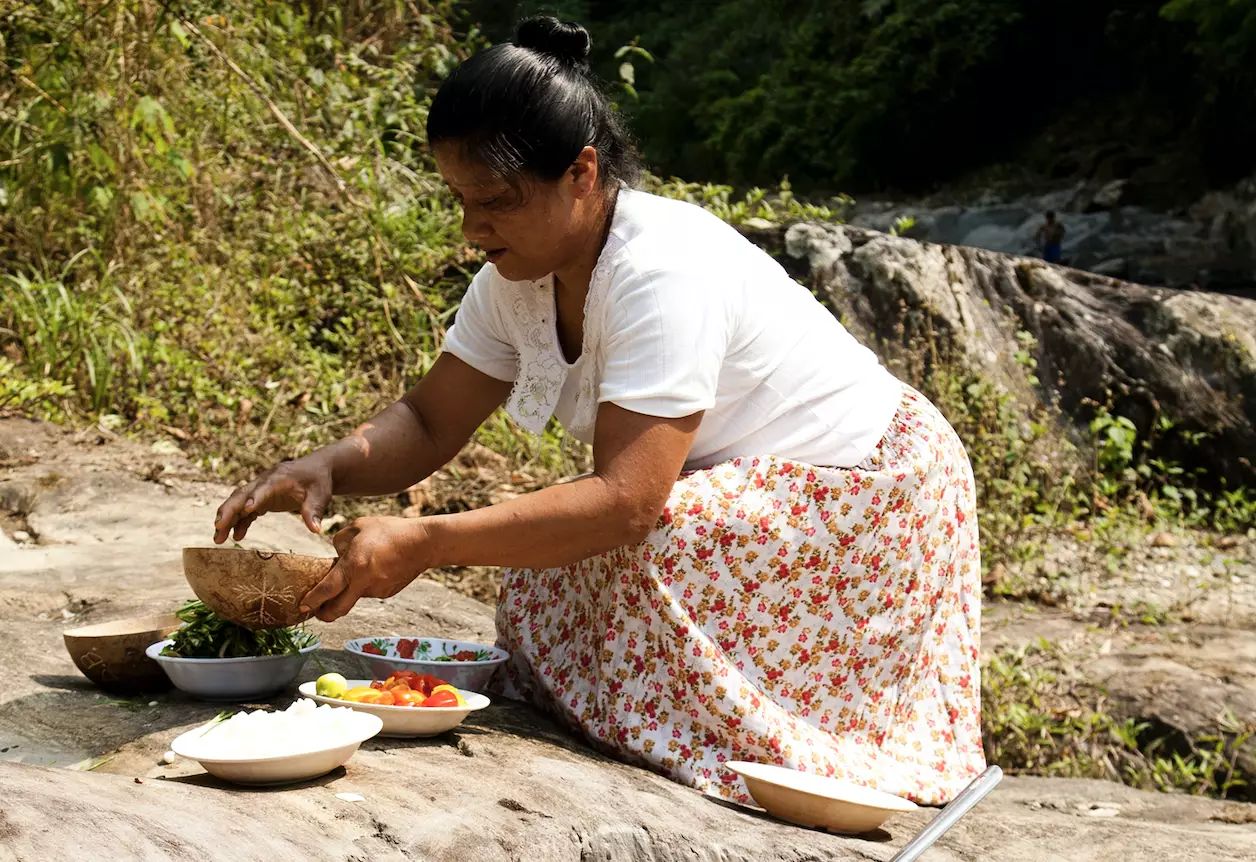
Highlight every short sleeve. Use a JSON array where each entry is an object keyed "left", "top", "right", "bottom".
[
  {"left": 443, "top": 265, "right": 517, "bottom": 383},
  {"left": 597, "top": 266, "right": 726, "bottom": 418}
]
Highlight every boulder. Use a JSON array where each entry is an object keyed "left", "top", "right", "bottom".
[
  {"left": 748, "top": 222, "right": 1256, "bottom": 487},
  {"left": 3, "top": 736, "right": 1256, "bottom": 861},
  {"left": 4, "top": 408, "right": 1256, "bottom": 861},
  {"left": 1090, "top": 179, "right": 1130, "bottom": 211},
  {"left": 845, "top": 180, "right": 1256, "bottom": 298}
]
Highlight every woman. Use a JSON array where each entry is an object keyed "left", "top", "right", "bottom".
[{"left": 213, "top": 17, "right": 985, "bottom": 806}]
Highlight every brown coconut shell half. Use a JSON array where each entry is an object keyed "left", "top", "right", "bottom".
[
  {"left": 63, "top": 614, "right": 182, "bottom": 693},
  {"left": 182, "top": 547, "right": 335, "bottom": 630}
]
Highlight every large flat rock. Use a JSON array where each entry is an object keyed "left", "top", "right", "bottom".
[
  {"left": 2, "top": 418, "right": 1255, "bottom": 860},
  {"left": 3, "top": 753, "right": 1254, "bottom": 861}
]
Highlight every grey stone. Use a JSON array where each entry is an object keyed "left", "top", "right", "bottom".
[
  {"left": 756, "top": 222, "right": 1256, "bottom": 487},
  {"left": 3, "top": 398, "right": 1256, "bottom": 860},
  {"left": 1091, "top": 179, "right": 1129, "bottom": 210}
]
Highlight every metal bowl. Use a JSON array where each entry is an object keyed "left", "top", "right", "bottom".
[{"left": 145, "top": 639, "right": 320, "bottom": 702}]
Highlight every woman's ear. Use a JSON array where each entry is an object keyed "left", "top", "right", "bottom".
[{"left": 568, "top": 146, "right": 601, "bottom": 200}]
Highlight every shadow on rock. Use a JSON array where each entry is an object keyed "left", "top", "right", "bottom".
[
  {"left": 159, "top": 765, "right": 347, "bottom": 791},
  {"left": 701, "top": 794, "right": 896, "bottom": 843},
  {"left": 1, "top": 686, "right": 247, "bottom": 768}
]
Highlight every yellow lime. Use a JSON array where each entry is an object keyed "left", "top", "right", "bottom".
[{"left": 315, "top": 672, "right": 349, "bottom": 698}]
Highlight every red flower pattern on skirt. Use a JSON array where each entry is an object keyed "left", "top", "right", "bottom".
[{"left": 493, "top": 385, "right": 985, "bottom": 805}]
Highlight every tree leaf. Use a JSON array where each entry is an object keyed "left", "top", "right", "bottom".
[
  {"left": 168, "top": 151, "right": 194, "bottom": 179},
  {"left": 129, "top": 191, "right": 151, "bottom": 221},
  {"left": 85, "top": 142, "right": 118, "bottom": 173}
]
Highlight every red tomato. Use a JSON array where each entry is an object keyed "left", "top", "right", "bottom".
[
  {"left": 414, "top": 674, "right": 447, "bottom": 696},
  {"left": 429, "top": 684, "right": 466, "bottom": 706},
  {"left": 370, "top": 680, "right": 385, "bottom": 691},
  {"left": 389, "top": 670, "right": 422, "bottom": 688},
  {"left": 392, "top": 690, "right": 426, "bottom": 708},
  {"left": 424, "top": 689, "right": 459, "bottom": 708}
]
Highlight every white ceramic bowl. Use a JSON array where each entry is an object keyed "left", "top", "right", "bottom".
[
  {"left": 298, "top": 679, "right": 490, "bottom": 737},
  {"left": 170, "top": 710, "right": 382, "bottom": 786},
  {"left": 146, "top": 639, "right": 320, "bottom": 702},
  {"left": 343, "top": 637, "right": 508, "bottom": 692},
  {"left": 726, "top": 761, "right": 917, "bottom": 834}
]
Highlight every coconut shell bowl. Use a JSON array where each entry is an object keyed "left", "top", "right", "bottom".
[
  {"left": 182, "top": 547, "right": 335, "bottom": 630},
  {"left": 63, "top": 614, "right": 182, "bottom": 693}
]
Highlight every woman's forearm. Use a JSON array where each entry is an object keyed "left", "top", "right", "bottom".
[
  {"left": 316, "top": 355, "right": 511, "bottom": 499},
  {"left": 423, "top": 475, "right": 652, "bottom": 570},
  {"left": 315, "top": 401, "right": 452, "bottom": 498}
]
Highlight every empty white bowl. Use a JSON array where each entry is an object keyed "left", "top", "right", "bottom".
[
  {"left": 342, "top": 637, "right": 508, "bottom": 692},
  {"left": 170, "top": 710, "right": 382, "bottom": 786},
  {"left": 726, "top": 761, "right": 917, "bottom": 834},
  {"left": 298, "top": 679, "right": 489, "bottom": 737},
  {"left": 146, "top": 639, "right": 320, "bottom": 702}
]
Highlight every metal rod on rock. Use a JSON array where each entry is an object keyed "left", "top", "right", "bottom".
[{"left": 888, "top": 765, "right": 1003, "bottom": 862}]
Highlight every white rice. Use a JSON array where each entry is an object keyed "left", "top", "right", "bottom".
[{"left": 187, "top": 698, "right": 371, "bottom": 760}]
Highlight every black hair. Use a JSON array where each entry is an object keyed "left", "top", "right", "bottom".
[
  {"left": 426, "top": 16, "right": 640, "bottom": 190},
  {"left": 1045, "top": 209, "right": 1057, "bottom": 219}
]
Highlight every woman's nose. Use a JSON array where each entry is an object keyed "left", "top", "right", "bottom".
[{"left": 461, "top": 207, "right": 491, "bottom": 244}]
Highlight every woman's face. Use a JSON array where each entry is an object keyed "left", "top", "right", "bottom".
[{"left": 435, "top": 142, "right": 599, "bottom": 283}]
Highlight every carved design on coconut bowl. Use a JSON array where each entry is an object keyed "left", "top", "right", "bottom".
[{"left": 182, "top": 547, "right": 335, "bottom": 630}]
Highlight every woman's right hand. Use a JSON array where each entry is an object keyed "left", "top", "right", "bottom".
[{"left": 213, "top": 457, "right": 334, "bottom": 544}]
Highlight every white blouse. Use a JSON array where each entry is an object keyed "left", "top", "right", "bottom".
[{"left": 443, "top": 189, "right": 902, "bottom": 471}]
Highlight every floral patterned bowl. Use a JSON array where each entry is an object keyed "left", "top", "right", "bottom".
[{"left": 342, "top": 637, "right": 508, "bottom": 693}]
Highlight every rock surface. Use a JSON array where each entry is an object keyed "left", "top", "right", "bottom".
[
  {"left": 3, "top": 420, "right": 1256, "bottom": 861},
  {"left": 846, "top": 176, "right": 1256, "bottom": 297},
  {"left": 749, "top": 222, "right": 1256, "bottom": 487}
]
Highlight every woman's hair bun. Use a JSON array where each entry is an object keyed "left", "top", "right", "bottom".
[{"left": 515, "top": 16, "right": 591, "bottom": 66}]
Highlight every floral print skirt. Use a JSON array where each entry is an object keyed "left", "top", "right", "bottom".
[{"left": 493, "top": 384, "right": 985, "bottom": 805}]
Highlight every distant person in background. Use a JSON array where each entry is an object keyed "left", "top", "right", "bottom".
[{"left": 1035, "top": 210, "right": 1065, "bottom": 263}]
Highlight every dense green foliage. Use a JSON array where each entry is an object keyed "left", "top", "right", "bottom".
[
  {"left": 1, "top": 1, "right": 477, "bottom": 472},
  {"left": 467, "top": 0, "right": 1256, "bottom": 197},
  {"left": 0, "top": 1, "right": 843, "bottom": 476}
]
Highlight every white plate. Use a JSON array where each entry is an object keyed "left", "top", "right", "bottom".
[
  {"left": 725, "top": 761, "right": 917, "bottom": 834},
  {"left": 170, "top": 710, "right": 382, "bottom": 786},
  {"left": 298, "top": 680, "right": 490, "bottom": 738}
]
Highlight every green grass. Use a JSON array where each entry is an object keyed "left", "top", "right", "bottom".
[
  {"left": 982, "top": 640, "right": 1255, "bottom": 800},
  {"left": 893, "top": 323, "right": 1256, "bottom": 588},
  {"left": 1, "top": 2, "right": 479, "bottom": 476},
  {"left": 0, "top": 3, "right": 834, "bottom": 482}
]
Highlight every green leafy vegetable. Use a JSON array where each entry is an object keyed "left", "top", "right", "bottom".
[
  {"left": 161, "top": 600, "right": 316, "bottom": 659},
  {"left": 199, "top": 710, "right": 236, "bottom": 736}
]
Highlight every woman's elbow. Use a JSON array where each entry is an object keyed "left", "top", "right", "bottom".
[
  {"left": 613, "top": 490, "right": 665, "bottom": 548},
  {"left": 622, "top": 510, "right": 657, "bottom": 547}
]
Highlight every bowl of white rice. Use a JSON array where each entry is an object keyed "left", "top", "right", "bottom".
[{"left": 170, "top": 698, "right": 382, "bottom": 785}]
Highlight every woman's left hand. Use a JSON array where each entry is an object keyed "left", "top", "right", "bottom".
[{"left": 300, "top": 517, "right": 431, "bottom": 622}]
